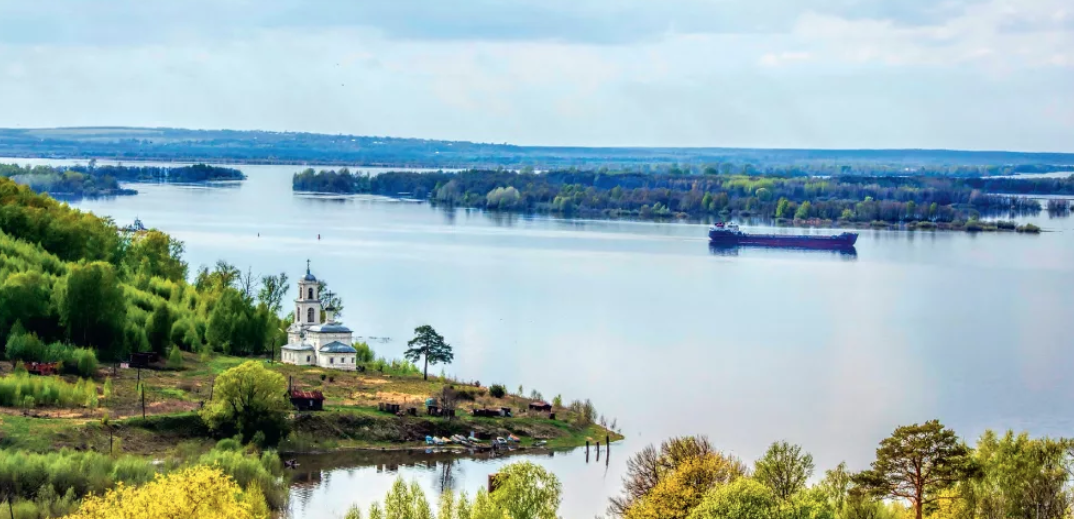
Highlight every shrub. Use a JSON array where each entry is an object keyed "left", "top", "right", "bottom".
[
  {"left": 167, "top": 345, "right": 183, "bottom": 370},
  {"left": 996, "top": 220, "right": 1016, "bottom": 230},
  {"left": 0, "top": 374, "right": 97, "bottom": 408},
  {"left": 489, "top": 384, "right": 506, "bottom": 399},
  {"left": 67, "top": 347, "right": 98, "bottom": 378},
  {"left": 66, "top": 466, "right": 268, "bottom": 519},
  {"left": 1017, "top": 223, "right": 1041, "bottom": 233}
]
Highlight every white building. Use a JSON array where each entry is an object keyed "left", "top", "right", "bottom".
[{"left": 280, "top": 262, "right": 358, "bottom": 370}]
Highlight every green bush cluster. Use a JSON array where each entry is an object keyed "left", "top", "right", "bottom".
[
  {"left": 4, "top": 327, "right": 98, "bottom": 378},
  {"left": 0, "top": 373, "right": 98, "bottom": 408}
]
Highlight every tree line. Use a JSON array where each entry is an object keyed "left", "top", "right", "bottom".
[
  {"left": 293, "top": 168, "right": 1071, "bottom": 223},
  {"left": 611, "top": 420, "right": 1073, "bottom": 519},
  {"left": 0, "top": 177, "right": 285, "bottom": 369}
]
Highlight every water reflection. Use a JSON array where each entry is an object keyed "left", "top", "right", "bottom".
[{"left": 708, "top": 243, "right": 858, "bottom": 259}]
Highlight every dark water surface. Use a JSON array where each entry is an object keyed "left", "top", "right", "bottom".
[{"left": 12, "top": 158, "right": 1069, "bottom": 518}]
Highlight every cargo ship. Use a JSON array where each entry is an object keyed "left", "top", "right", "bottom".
[{"left": 708, "top": 222, "right": 858, "bottom": 249}]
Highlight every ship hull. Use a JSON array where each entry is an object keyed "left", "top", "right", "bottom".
[{"left": 709, "top": 231, "right": 858, "bottom": 249}]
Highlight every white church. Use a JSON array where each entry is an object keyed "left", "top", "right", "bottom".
[{"left": 281, "top": 262, "right": 358, "bottom": 370}]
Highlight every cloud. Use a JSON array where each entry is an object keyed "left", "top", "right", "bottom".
[
  {"left": 0, "top": 1, "right": 1071, "bottom": 150},
  {"left": 782, "top": 0, "right": 1074, "bottom": 70}
]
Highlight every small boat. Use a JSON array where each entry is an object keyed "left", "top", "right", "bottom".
[
  {"left": 284, "top": 459, "right": 299, "bottom": 469},
  {"left": 452, "top": 434, "right": 467, "bottom": 443},
  {"left": 508, "top": 435, "right": 520, "bottom": 443},
  {"left": 425, "top": 436, "right": 434, "bottom": 445},
  {"left": 534, "top": 440, "right": 547, "bottom": 447},
  {"left": 434, "top": 437, "right": 446, "bottom": 445},
  {"left": 495, "top": 437, "right": 507, "bottom": 445}
]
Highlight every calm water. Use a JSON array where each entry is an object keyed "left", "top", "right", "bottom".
[{"left": 9, "top": 158, "right": 1073, "bottom": 518}]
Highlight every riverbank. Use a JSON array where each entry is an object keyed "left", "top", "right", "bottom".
[{"left": 0, "top": 353, "right": 621, "bottom": 457}]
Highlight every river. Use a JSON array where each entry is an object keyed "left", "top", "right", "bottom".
[{"left": 7, "top": 158, "right": 1073, "bottom": 518}]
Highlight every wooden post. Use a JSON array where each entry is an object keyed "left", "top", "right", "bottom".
[
  {"left": 141, "top": 386, "right": 146, "bottom": 420},
  {"left": 586, "top": 440, "right": 590, "bottom": 463},
  {"left": 209, "top": 376, "right": 215, "bottom": 402}
]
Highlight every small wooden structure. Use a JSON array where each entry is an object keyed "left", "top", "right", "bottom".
[
  {"left": 426, "top": 405, "right": 456, "bottom": 417},
  {"left": 129, "top": 352, "right": 159, "bottom": 369},
  {"left": 528, "top": 401, "right": 552, "bottom": 413},
  {"left": 289, "top": 389, "right": 324, "bottom": 411},
  {"left": 472, "top": 407, "right": 512, "bottom": 418},
  {"left": 24, "top": 362, "right": 59, "bottom": 376},
  {"left": 378, "top": 402, "right": 401, "bottom": 414}
]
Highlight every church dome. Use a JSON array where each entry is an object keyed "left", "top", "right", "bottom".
[
  {"left": 309, "top": 323, "right": 352, "bottom": 333},
  {"left": 302, "top": 272, "right": 317, "bottom": 282}
]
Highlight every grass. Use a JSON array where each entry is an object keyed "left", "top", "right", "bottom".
[{"left": 0, "top": 352, "right": 621, "bottom": 456}]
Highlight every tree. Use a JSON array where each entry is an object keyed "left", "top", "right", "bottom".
[
  {"left": 794, "top": 201, "right": 812, "bottom": 220},
  {"left": 199, "top": 360, "right": 290, "bottom": 444},
  {"left": 490, "top": 461, "right": 562, "bottom": 519},
  {"left": 317, "top": 281, "right": 344, "bottom": 317},
  {"left": 968, "top": 430, "right": 1071, "bottom": 519},
  {"left": 625, "top": 454, "right": 747, "bottom": 519},
  {"left": 853, "top": 420, "right": 973, "bottom": 519},
  {"left": 754, "top": 441, "right": 815, "bottom": 501},
  {"left": 125, "top": 230, "right": 187, "bottom": 282},
  {"left": 817, "top": 462, "right": 852, "bottom": 512},
  {"left": 611, "top": 436, "right": 746, "bottom": 517},
  {"left": 257, "top": 272, "right": 289, "bottom": 314},
  {"left": 145, "top": 303, "right": 174, "bottom": 355},
  {"left": 404, "top": 325, "right": 453, "bottom": 380},
  {"left": 775, "top": 198, "right": 790, "bottom": 219},
  {"left": 686, "top": 478, "right": 779, "bottom": 519},
  {"left": 67, "top": 466, "right": 268, "bottom": 519},
  {"left": 54, "top": 261, "right": 125, "bottom": 358}
]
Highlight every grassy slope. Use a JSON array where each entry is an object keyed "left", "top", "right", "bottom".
[{"left": 0, "top": 353, "right": 621, "bottom": 456}]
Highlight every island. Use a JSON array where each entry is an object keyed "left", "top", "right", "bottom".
[
  {"left": 293, "top": 168, "right": 1068, "bottom": 232},
  {"left": 0, "top": 162, "right": 245, "bottom": 200}
]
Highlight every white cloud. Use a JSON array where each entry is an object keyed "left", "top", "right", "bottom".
[{"left": 0, "top": 2, "right": 1071, "bottom": 150}]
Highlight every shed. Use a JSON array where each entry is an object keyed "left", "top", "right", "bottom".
[
  {"left": 24, "top": 362, "right": 59, "bottom": 376},
  {"left": 378, "top": 402, "right": 401, "bottom": 414},
  {"left": 290, "top": 389, "right": 324, "bottom": 411},
  {"left": 129, "top": 352, "right": 159, "bottom": 369},
  {"left": 528, "top": 401, "right": 552, "bottom": 413}
]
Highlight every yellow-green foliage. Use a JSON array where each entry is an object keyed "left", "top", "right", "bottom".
[
  {"left": 0, "top": 373, "right": 97, "bottom": 408},
  {"left": 67, "top": 466, "right": 268, "bottom": 519}
]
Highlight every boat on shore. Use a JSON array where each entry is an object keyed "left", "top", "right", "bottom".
[{"left": 708, "top": 222, "right": 857, "bottom": 249}]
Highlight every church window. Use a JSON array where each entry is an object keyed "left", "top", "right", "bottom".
[
  {"left": 306, "top": 355, "right": 310, "bottom": 363},
  {"left": 307, "top": 307, "right": 315, "bottom": 323},
  {"left": 330, "top": 357, "right": 334, "bottom": 364},
  {"left": 308, "top": 287, "right": 314, "bottom": 299}
]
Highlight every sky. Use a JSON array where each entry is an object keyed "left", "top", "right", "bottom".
[{"left": 0, "top": 0, "right": 1071, "bottom": 151}]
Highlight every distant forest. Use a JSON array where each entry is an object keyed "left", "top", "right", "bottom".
[
  {"left": 295, "top": 168, "right": 1074, "bottom": 223},
  {"left": 3, "top": 127, "right": 1074, "bottom": 172},
  {"left": 0, "top": 163, "right": 244, "bottom": 199}
]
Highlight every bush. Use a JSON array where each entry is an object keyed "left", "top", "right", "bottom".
[
  {"left": 489, "top": 384, "right": 506, "bottom": 399},
  {"left": 1017, "top": 223, "right": 1041, "bottom": 233},
  {"left": 0, "top": 373, "right": 97, "bottom": 408},
  {"left": 996, "top": 220, "right": 1016, "bottom": 230},
  {"left": 67, "top": 347, "right": 98, "bottom": 377},
  {"left": 167, "top": 345, "right": 183, "bottom": 370}
]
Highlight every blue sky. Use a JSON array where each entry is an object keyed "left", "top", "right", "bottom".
[{"left": 0, "top": 0, "right": 1071, "bottom": 150}]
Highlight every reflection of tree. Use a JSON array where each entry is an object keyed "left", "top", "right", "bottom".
[{"left": 434, "top": 459, "right": 462, "bottom": 494}]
